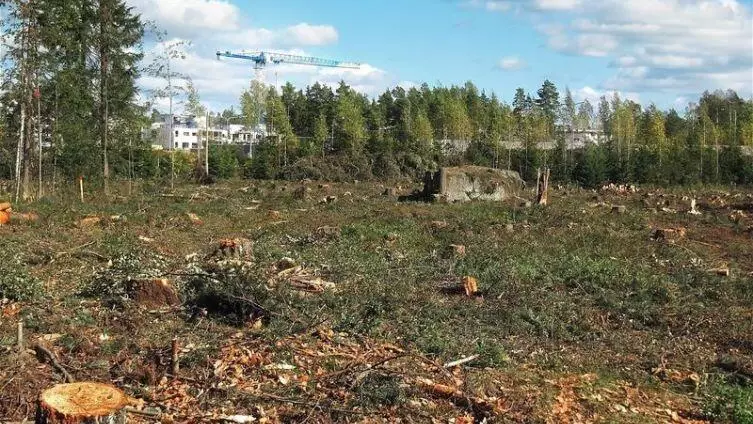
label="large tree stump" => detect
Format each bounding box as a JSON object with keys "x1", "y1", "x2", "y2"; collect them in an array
[
  {"x1": 536, "y1": 167, "x2": 551, "y2": 206},
  {"x1": 35, "y1": 383, "x2": 128, "y2": 424}
]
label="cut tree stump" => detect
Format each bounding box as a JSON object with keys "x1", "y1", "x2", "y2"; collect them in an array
[
  {"x1": 130, "y1": 278, "x2": 180, "y2": 308},
  {"x1": 536, "y1": 168, "x2": 551, "y2": 206},
  {"x1": 35, "y1": 382, "x2": 128, "y2": 424}
]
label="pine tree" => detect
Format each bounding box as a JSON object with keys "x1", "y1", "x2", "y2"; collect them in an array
[
  {"x1": 93, "y1": 0, "x2": 143, "y2": 194},
  {"x1": 312, "y1": 112, "x2": 328, "y2": 157},
  {"x1": 334, "y1": 82, "x2": 366, "y2": 154}
]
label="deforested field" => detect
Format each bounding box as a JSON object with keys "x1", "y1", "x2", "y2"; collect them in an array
[{"x1": 1, "y1": 180, "x2": 752, "y2": 423}]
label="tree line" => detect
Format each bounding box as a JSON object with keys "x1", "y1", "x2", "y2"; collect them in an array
[
  {"x1": 1, "y1": 0, "x2": 752, "y2": 199},
  {"x1": 236, "y1": 80, "x2": 753, "y2": 186}
]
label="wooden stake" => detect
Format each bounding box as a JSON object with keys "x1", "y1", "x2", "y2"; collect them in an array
[
  {"x1": 17, "y1": 320, "x2": 23, "y2": 353},
  {"x1": 79, "y1": 176, "x2": 84, "y2": 203},
  {"x1": 171, "y1": 337, "x2": 179, "y2": 377}
]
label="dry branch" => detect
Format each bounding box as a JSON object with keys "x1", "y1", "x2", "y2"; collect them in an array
[
  {"x1": 443, "y1": 354, "x2": 479, "y2": 368},
  {"x1": 33, "y1": 343, "x2": 74, "y2": 383}
]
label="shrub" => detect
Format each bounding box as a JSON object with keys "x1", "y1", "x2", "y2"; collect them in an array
[
  {"x1": 209, "y1": 145, "x2": 242, "y2": 179},
  {"x1": 0, "y1": 254, "x2": 44, "y2": 301},
  {"x1": 704, "y1": 380, "x2": 753, "y2": 424}
]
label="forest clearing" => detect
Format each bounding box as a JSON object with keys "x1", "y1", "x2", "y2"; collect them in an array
[
  {"x1": 1, "y1": 179, "x2": 751, "y2": 422},
  {"x1": 2, "y1": 0, "x2": 753, "y2": 422}
]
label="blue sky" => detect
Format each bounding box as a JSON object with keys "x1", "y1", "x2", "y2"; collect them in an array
[{"x1": 128, "y1": 0, "x2": 753, "y2": 113}]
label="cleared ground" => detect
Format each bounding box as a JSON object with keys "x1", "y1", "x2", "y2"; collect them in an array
[{"x1": 1, "y1": 180, "x2": 752, "y2": 423}]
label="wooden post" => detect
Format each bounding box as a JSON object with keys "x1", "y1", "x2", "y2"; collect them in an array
[
  {"x1": 205, "y1": 113, "x2": 210, "y2": 176},
  {"x1": 78, "y1": 176, "x2": 84, "y2": 203},
  {"x1": 17, "y1": 320, "x2": 24, "y2": 353},
  {"x1": 171, "y1": 337, "x2": 179, "y2": 377},
  {"x1": 35, "y1": 382, "x2": 128, "y2": 424}
]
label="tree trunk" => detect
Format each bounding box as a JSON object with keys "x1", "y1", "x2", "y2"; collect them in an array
[
  {"x1": 15, "y1": 105, "x2": 25, "y2": 203},
  {"x1": 536, "y1": 167, "x2": 550, "y2": 206},
  {"x1": 35, "y1": 383, "x2": 128, "y2": 424},
  {"x1": 22, "y1": 106, "x2": 33, "y2": 201},
  {"x1": 38, "y1": 87, "x2": 43, "y2": 198},
  {"x1": 100, "y1": 2, "x2": 110, "y2": 196}
]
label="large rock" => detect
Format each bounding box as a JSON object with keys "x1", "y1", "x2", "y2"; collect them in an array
[{"x1": 423, "y1": 166, "x2": 524, "y2": 203}]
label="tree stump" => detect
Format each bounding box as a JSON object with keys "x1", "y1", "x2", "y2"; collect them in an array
[
  {"x1": 36, "y1": 382, "x2": 128, "y2": 424},
  {"x1": 536, "y1": 167, "x2": 551, "y2": 206}
]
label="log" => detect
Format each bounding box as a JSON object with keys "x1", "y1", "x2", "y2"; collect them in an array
[{"x1": 35, "y1": 382, "x2": 128, "y2": 424}]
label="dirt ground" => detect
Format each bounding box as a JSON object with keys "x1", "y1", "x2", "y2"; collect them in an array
[{"x1": 0, "y1": 180, "x2": 751, "y2": 423}]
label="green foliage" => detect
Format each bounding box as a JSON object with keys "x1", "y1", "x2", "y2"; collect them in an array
[
  {"x1": 334, "y1": 82, "x2": 367, "y2": 154},
  {"x1": 240, "y1": 80, "x2": 268, "y2": 128},
  {"x1": 574, "y1": 144, "x2": 608, "y2": 188},
  {"x1": 355, "y1": 373, "x2": 404, "y2": 407},
  {"x1": 704, "y1": 380, "x2": 753, "y2": 424},
  {"x1": 2, "y1": 6, "x2": 753, "y2": 192},
  {"x1": 209, "y1": 145, "x2": 241, "y2": 179},
  {"x1": 0, "y1": 253, "x2": 44, "y2": 301},
  {"x1": 247, "y1": 140, "x2": 279, "y2": 179}
]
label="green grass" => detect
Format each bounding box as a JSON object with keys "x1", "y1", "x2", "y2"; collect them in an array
[
  {"x1": 704, "y1": 380, "x2": 753, "y2": 423},
  {"x1": 2, "y1": 179, "x2": 752, "y2": 421}
]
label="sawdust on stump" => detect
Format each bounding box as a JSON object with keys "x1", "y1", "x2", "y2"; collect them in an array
[{"x1": 36, "y1": 382, "x2": 127, "y2": 423}]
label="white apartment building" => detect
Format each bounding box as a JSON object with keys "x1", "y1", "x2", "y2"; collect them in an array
[{"x1": 150, "y1": 115, "x2": 271, "y2": 157}]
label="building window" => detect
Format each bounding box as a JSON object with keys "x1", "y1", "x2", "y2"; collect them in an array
[
  {"x1": 175, "y1": 130, "x2": 179, "y2": 136},
  {"x1": 182, "y1": 142, "x2": 189, "y2": 149},
  {"x1": 183, "y1": 132, "x2": 189, "y2": 136},
  {"x1": 192, "y1": 132, "x2": 197, "y2": 136}
]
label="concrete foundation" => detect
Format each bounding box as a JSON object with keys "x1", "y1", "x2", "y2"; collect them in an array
[{"x1": 424, "y1": 166, "x2": 524, "y2": 203}]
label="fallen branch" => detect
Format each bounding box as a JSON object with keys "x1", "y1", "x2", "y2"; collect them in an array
[
  {"x1": 317, "y1": 353, "x2": 408, "y2": 381},
  {"x1": 215, "y1": 387, "x2": 366, "y2": 416},
  {"x1": 688, "y1": 239, "x2": 721, "y2": 249},
  {"x1": 53, "y1": 241, "x2": 96, "y2": 259},
  {"x1": 414, "y1": 377, "x2": 495, "y2": 416},
  {"x1": 257, "y1": 393, "x2": 365, "y2": 416},
  {"x1": 443, "y1": 354, "x2": 479, "y2": 368},
  {"x1": 33, "y1": 343, "x2": 74, "y2": 383},
  {"x1": 123, "y1": 406, "x2": 162, "y2": 418}
]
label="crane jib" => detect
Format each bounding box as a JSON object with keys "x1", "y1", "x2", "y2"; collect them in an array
[{"x1": 216, "y1": 50, "x2": 360, "y2": 70}]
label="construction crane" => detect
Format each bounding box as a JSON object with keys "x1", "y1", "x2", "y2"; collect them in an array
[{"x1": 216, "y1": 50, "x2": 360, "y2": 70}]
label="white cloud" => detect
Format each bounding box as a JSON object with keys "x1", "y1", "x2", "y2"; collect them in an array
[
  {"x1": 285, "y1": 23, "x2": 339, "y2": 45},
  {"x1": 139, "y1": 40, "x2": 387, "y2": 112},
  {"x1": 673, "y1": 96, "x2": 688, "y2": 108},
  {"x1": 574, "y1": 86, "x2": 641, "y2": 104},
  {"x1": 128, "y1": 0, "x2": 240, "y2": 36},
  {"x1": 398, "y1": 81, "x2": 419, "y2": 90},
  {"x1": 576, "y1": 33, "x2": 618, "y2": 57},
  {"x1": 486, "y1": 1, "x2": 512, "y2": 11},
  {"x1": 498, "y1": 56, "x2": 527, "y2": 70},
  {"x1": 217, "y1": 23, "x2": 339, "y2": 48},
  {"x1": 463, "y1": 0, "x2": 513, "y2": 12},
  {"x1": 534, "y1": 0, "x2": 581, "y2": 10},
  {"x1": 125, "y1": 0, "x2": 383, "y2": 111},
  {"x1": 312, "y1": 64, "x2": 389, "y2": 97},
  {"x1": 471, "y1": 0, "x2": 753, "y2": 97}
]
